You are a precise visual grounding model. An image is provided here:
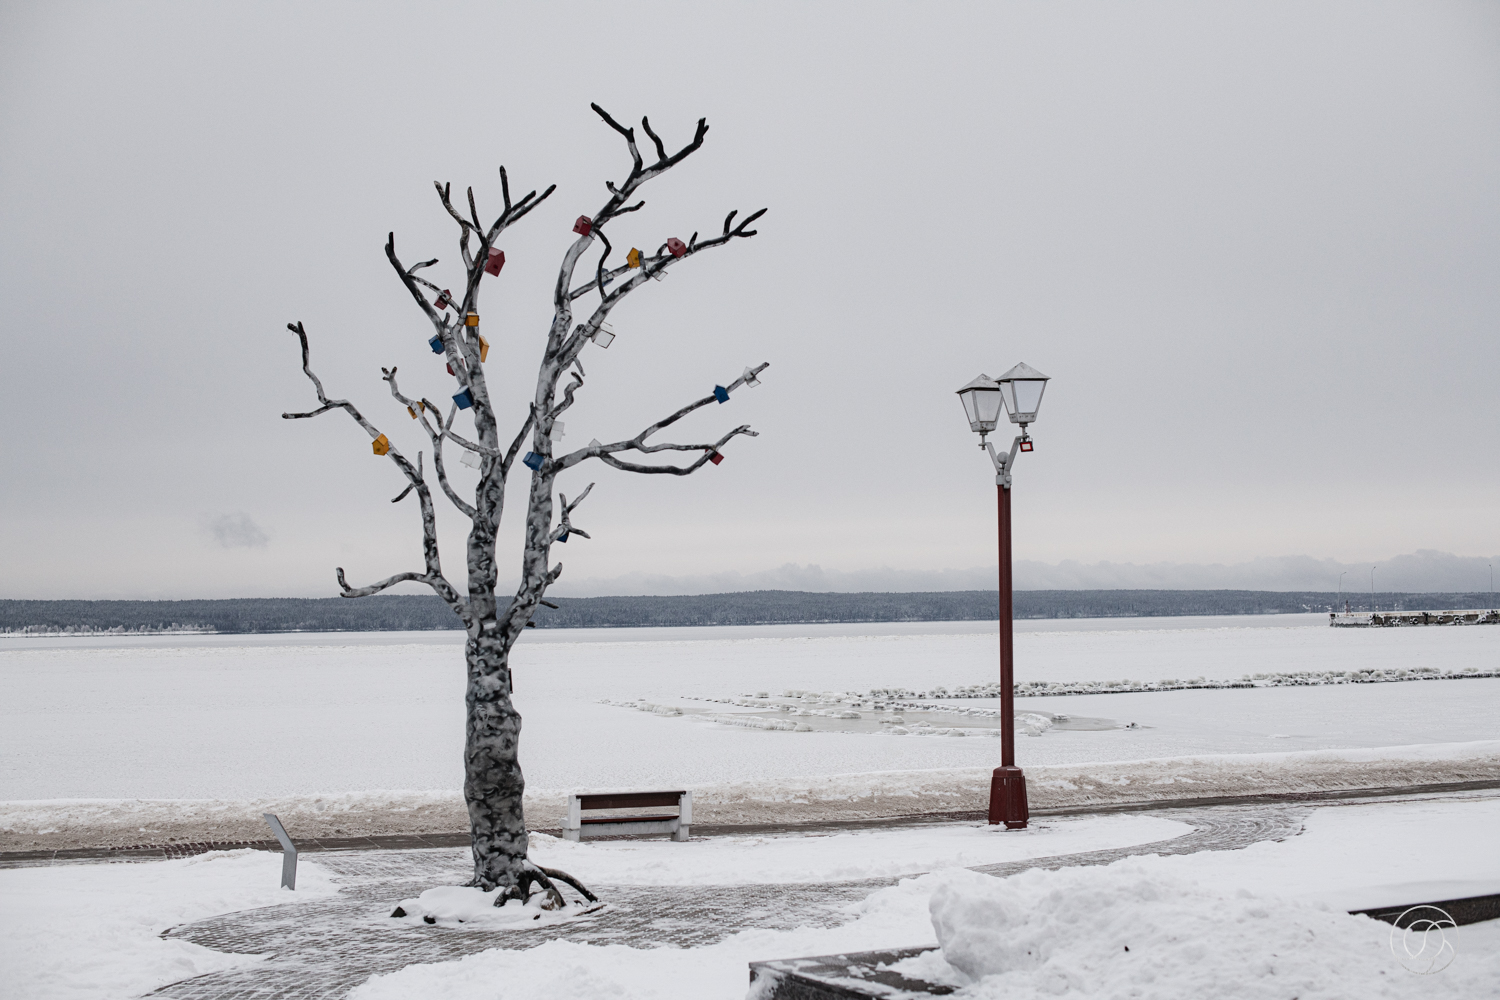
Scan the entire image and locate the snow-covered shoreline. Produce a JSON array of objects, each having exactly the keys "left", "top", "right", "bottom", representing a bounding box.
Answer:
[{"left": 6, "top": 740, "right": 1496, "bottom": 852}]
